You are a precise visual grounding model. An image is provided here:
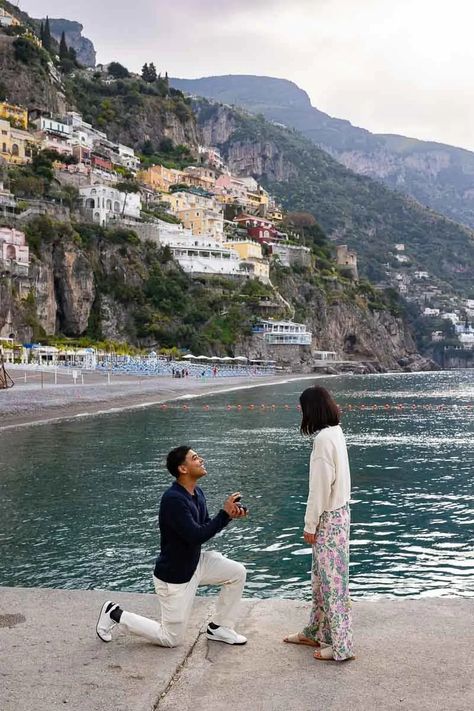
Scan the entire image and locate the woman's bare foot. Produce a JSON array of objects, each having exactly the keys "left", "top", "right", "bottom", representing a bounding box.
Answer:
[{"left": 283, "top": 632, "right": 320, "bottom": 647}]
